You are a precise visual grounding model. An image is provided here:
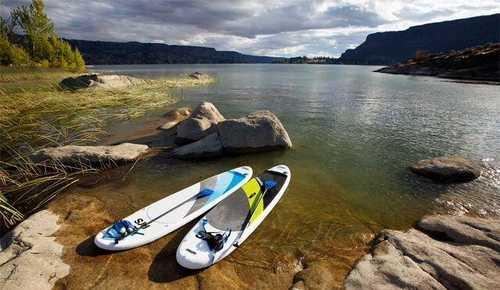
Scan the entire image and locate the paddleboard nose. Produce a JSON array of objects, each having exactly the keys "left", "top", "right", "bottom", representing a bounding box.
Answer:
[{"left": 176, "top": 245, "right": 212, "bottom": 269}]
